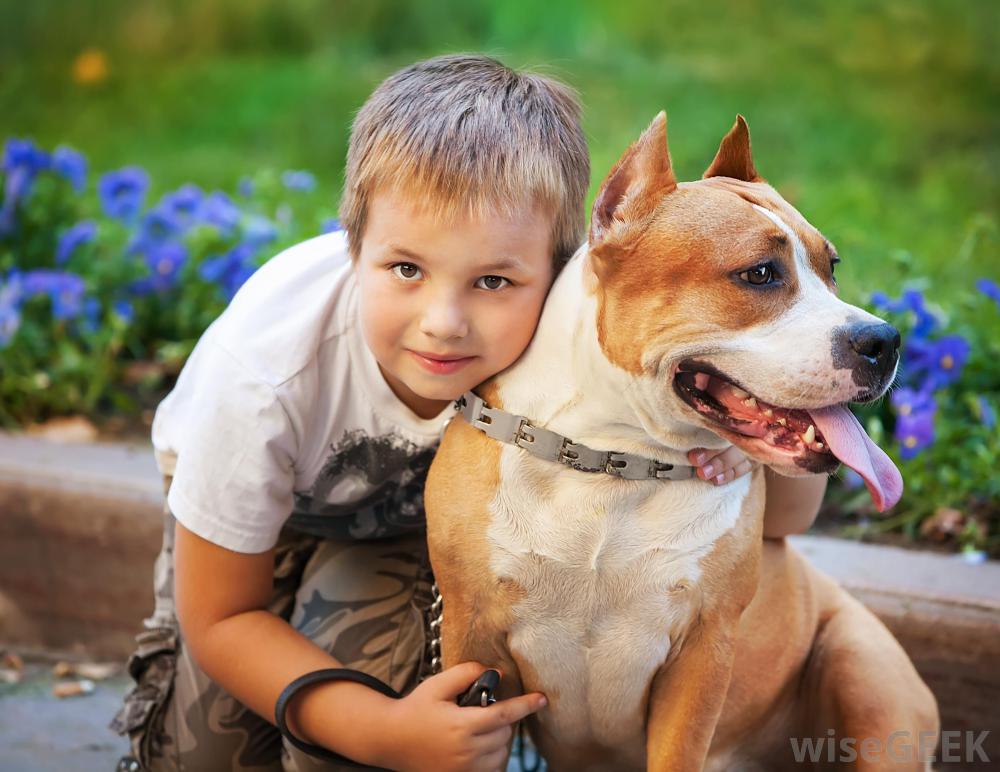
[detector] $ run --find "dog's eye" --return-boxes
[830,257,840,280]
[739,263,776,286]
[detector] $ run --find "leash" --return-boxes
[455,392,696,480]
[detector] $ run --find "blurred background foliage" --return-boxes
[1,0,998,552]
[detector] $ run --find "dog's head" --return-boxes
[587,112,902,510]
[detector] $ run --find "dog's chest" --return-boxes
[486,452,746,752]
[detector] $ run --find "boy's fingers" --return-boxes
[428,661,494,699]
[472,692,547,733]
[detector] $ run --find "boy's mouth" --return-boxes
[409,349,476,375]
[672,360,903,511]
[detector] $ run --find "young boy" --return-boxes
[113,54,826,772]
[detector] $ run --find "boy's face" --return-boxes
[356,188,555,419]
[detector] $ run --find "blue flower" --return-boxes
[113,299,134,324]
[320,217,341,234]
[55,220,98,265]
[22,269,86,320]
[52,145,88,193]
[242,215,277,247]
[81,297,102,333]
[894,405,935,460]
[143,242,188,292]
[281,170,316,192]
[136,206,184,247]
[237,176,254,198]
[198,190,241,235]
[161,184,204,225]
[199,242,257,299]
[976,396,996,429]
[2,138,50,174]
[977,278,1000,308]
[99,166,149,222]
[0,272,24,347]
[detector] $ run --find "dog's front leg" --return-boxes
[645,621,736,772]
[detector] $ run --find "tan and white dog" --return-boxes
[425,113,939,771]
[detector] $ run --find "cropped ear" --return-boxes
[589,111,677,259]
[703,115,764,182]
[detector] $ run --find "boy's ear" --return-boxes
[589,111,677,261]
[702,115,765,182]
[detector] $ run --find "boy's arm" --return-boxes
[174,521,395,763]
[761,467,828,539]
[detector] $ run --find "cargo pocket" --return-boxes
[110,626,179,769]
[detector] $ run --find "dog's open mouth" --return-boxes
[673,361,903,511]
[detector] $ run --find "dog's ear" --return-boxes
[589,111,677,260]
[703,115,764,182]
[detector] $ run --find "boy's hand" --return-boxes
[380,661,546,772]
[688,445,757,485]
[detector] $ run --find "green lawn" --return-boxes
[3,0,998,304]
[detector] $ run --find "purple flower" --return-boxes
[871,289,937,338]
[977,278,1000,308]
[894,405,935,460]
[198,191,241,235]
[320,217,341,234]
[99,166,149,222]
[136,206,184,247]
[891,386,934,417]
[921,335,970,388]
[56,220,98,264]
[281,170,316,192]
[52,145,87,193]
[199,242,257,299]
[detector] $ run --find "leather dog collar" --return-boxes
[455,392,696,481]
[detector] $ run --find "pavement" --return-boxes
[0,659,544,772]
[0,661,132,772]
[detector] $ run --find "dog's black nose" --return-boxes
[849,322,900,366]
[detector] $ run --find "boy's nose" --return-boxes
[419,298,469,340]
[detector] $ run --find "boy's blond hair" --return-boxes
[340,54,590,266]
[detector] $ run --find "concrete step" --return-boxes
[1,431,998,767]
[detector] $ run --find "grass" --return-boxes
[2,0,998,306]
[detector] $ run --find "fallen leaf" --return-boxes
[25,416,99,444]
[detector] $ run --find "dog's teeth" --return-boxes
[815,442,825,451]
[777,418,788,427]
[763,408,773,417]
[694,373,710,391]
[743,397,757,409]
[730,386,749,399]
[803,425,816,444]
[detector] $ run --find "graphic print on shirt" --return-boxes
[291,429,436,539]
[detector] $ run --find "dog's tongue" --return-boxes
[807,406,903,512]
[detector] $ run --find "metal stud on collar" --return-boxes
[455,392,696,481]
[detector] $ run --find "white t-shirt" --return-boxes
[151,231,454,553]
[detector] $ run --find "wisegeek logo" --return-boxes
[789,730,990,765]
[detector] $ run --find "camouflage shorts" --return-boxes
[111,476,434,772]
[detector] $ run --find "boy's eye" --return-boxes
[475,275,510,291]
[392,263,422,281]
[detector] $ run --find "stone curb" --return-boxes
[1,432,998,763]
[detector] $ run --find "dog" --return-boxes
[425,113,939,771]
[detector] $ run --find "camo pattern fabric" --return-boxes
[111,475,433,771]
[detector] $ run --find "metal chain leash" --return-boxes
[420,576,541,771]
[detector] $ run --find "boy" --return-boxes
[113,54,826,771]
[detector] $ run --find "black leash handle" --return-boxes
[274,668,501,768]
[275,668,401,768]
